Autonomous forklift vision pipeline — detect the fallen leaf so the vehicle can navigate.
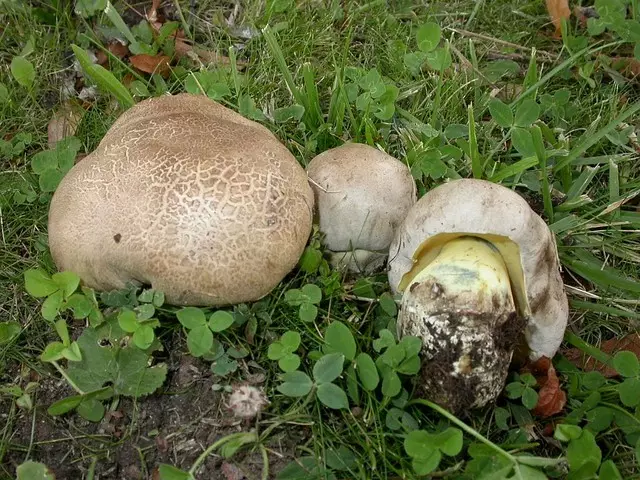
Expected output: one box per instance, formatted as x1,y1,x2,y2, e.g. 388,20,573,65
155,435,169,453
174,38,242,67
47,101,85,148
533,363,566,417
522,356,567,418
221,462,244,480
108,41,129,59
129,54,171,76
146,0,162,25
563,333,640,377
546,0,571,37
610,57,640,79
541,419,560,437
574,6,597,28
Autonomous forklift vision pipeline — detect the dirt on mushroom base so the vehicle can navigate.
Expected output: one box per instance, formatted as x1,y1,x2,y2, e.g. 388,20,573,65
1,350,304,479
413,309,528,414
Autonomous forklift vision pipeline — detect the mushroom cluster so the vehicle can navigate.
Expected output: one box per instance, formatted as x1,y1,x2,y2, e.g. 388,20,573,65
48,93,313,306
48,91,568,412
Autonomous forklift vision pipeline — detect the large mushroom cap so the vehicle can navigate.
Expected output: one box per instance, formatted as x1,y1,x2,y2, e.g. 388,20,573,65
388,178,568,410
307,143,416,273
48,93,314,306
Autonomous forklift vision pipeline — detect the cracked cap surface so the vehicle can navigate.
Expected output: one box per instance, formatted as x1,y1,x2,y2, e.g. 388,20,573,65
48,93,314,306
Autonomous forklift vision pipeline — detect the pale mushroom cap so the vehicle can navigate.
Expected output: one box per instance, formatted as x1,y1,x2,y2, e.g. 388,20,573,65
388,178,568,359
307,142,416,272
48,93,313,306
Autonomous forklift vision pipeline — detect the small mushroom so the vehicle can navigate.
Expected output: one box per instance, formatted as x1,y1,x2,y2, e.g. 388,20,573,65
48,93,313,306
307,143,416,273
388,178,568,411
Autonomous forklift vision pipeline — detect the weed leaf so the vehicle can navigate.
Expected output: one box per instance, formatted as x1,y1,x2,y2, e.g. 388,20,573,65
416,23,441,52
277,371,313,397
10,56,35,88
324,321,356,361
16,461,55,480
24,269,57,298
187,325,213,357
355,353,379,391
209,311,234,332
157,464,194,480
313,353,345,384
177,307,206,329
489,98,513,128
316,382,349,409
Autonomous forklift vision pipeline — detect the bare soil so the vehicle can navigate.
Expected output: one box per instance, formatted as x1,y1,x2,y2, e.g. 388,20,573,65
1,350,306,479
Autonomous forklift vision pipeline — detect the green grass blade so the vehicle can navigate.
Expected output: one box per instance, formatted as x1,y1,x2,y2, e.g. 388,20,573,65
511,41,624,107
570,300,640,320
531,125,553,222
262,26,306,108
565,166,600,199
104,1,136,45
468,104,481,178
489,157,538,183
562,252,640,294
555,100,640,172
70,44,134,109
302,63,323,131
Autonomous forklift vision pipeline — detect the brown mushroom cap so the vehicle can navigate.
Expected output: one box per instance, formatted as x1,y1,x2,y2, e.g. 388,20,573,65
48,93,313,306
307,143,416,273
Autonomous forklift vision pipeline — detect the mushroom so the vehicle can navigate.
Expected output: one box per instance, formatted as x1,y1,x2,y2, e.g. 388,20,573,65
388,178,568,411
48,93,314,306
307,143,416,273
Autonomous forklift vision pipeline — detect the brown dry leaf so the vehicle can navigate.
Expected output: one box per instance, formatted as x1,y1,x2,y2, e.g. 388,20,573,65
221,462,244,480
610,57,640,79
155,435,169,453
129,54,171,76
174,38,243,68
533,363,566,417
574,6,597,28
546,0,571,37
47,101,85,149
108,41,129,59
563,333,640,377
522,356,567,418
96,42,129,67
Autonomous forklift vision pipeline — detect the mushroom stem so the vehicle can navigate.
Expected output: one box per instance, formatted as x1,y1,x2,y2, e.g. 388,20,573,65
398,236,524,410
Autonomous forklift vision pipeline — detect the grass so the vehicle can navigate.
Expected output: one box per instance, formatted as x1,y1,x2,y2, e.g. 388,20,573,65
1,0,640,478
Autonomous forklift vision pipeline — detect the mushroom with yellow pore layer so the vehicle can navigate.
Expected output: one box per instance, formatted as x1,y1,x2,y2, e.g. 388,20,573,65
388,179,568,411
48,93,314,306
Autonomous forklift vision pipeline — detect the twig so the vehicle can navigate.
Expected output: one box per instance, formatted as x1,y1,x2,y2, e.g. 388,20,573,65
449,43,498,89
485,51,534,63
447,27,555,61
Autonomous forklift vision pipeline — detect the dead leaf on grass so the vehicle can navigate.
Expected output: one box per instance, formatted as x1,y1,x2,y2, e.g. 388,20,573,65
574,6,598,28
610,57,640,79
546,0,571,37
221,462,244,480
97,41,130,66
129,54,171,76
563,333,640,377
522,356,567,418
47,101,85,149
